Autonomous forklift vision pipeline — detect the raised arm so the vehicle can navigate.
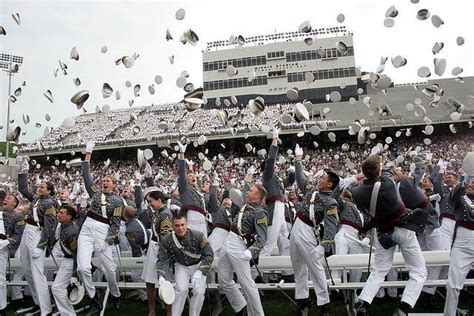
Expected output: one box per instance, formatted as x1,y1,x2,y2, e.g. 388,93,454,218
262,145,278,182
209,183,220,213
177,141,188,194
294,144,308,193
17,156,35,202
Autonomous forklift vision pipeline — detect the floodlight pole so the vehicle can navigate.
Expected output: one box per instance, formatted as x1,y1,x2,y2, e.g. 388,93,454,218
5,58,13,159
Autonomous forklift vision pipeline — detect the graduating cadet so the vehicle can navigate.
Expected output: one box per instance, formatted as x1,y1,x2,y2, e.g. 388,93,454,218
51,205,79,315
157,214,214,316
77,142,122,310
18,156,57,315
291,144,339,316
218,184,268,316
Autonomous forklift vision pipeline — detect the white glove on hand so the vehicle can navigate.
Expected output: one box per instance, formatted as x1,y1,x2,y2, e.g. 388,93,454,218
310,245,325,259
134,171,143,182
429,193,441,203
177,141,187,153
85,141,95,154
186,159,195,169
287,166,295,173
0,240,9,250
295,144,304,158
158,276,166,286
241,249,252,261
144,162,153,178
212,178,220,186
360,237,371,249
18,156,30,174
32,247,44,259
247,165,256,175
314,169,325,179
191,270,203,289
272,125,281,139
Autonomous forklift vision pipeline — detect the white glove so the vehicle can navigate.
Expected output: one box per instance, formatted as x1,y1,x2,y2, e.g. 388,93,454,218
314,169,325,179
191,270,203,289
85,141,95,154
212,178,220,186
287,166,295,173
96,241,108,253
177,141,187,153
241,249,252,261
18,156,30,174
32,247,44,259
186,159,194,169
360,237,371,249
134,171,143,182
295,144,303,158
35,175,42,186
144,162,153,178
272,125,281,139
0,240,9,250
247,165,256,175
310,245,325,259
158,276,166,286
429,193,441,203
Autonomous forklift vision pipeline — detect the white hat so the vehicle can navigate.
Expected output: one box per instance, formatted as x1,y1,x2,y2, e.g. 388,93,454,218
229,188,244,208
159,280,175,305
137,149,146,168
71,90,89,109
67,282,85,305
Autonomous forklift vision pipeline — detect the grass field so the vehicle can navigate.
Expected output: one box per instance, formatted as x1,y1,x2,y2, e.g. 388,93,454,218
6,288,473,315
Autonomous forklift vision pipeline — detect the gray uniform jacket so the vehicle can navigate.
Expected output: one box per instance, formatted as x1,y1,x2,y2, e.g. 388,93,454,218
449,176,474,228
0,208,25,257
134,183,152,229
230,202,268,259
151,205,173,242
209,185,231,230
431,165,455,221
332,175,366,233
157,229,214,276
262,145,294,225
125,218,148,257
295,160,339,248
82,161,123,243
18,173,57,250
177,160,207,214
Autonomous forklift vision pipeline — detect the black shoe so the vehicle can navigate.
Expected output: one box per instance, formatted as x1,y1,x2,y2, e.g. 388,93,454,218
0,308,6,316
295,298,310,315
91,291,103,311
111,295,121,310
235,305,247,316
320,303,330,316
254,276,264,284
354,300,369,316
10,298,23,310
416,291,434,307
392,308,407,316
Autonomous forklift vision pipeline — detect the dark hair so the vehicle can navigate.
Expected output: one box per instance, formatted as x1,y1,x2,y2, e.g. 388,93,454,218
172,213,187,222
446,172,458,179
0,190,6,201
45,181,56,196
326,171,340,191
362,155,382,181
61,204,77,220
147,190,167,202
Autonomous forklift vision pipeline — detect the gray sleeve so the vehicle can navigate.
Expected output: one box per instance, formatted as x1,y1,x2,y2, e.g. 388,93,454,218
249,209,268,258
431,165,444,195
262,145,278,182
197,235,214,276
134,184,144,211
209,185,219,213
9,214,25,252
82,161,96,197
156,243,172,277
18,173,35,202
177,159,187,194
126,229,143,257
38,201,57,249
295,160,308,194
322,200,339,251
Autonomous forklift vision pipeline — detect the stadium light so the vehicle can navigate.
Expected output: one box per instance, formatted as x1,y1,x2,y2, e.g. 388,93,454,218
1,53,24,159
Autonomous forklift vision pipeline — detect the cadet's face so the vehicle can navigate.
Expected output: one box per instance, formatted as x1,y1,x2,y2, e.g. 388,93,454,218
202,181,210,192
147,197,163,209
246,186,260,203
4,195,17,210
57,208,71,224
187,173,197,186
37,183,50,196
444,174,458,187
173,218,187,236
422,178,433,190
121,186,131,197
60,190,69,199
466,178,474,195
102,177,116,192
222,198,232,208
317,175,329,191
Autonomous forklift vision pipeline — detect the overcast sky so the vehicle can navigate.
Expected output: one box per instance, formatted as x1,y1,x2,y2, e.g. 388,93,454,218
1,0,472,143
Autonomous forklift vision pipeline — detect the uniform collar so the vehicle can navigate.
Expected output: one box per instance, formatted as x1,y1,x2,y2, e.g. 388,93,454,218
60,221,73,228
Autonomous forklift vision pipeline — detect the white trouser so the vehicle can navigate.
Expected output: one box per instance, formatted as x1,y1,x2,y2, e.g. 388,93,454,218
187,210,207,237
438,217,456,250
11,247,24,301
260,201,285,256
289,218,329,306
52,258,76,315
20,224,51,315
173,263,206,316
358,226,427,307
277,222,292,276
0,247,7,310
333,224,363,283
208,227,229,261
142,236,159,285
131,255,147,300
76,217,120,298
419,228,444,295
20,224,52,314
119,221,131,252
218,232,264,315
444,226,474,316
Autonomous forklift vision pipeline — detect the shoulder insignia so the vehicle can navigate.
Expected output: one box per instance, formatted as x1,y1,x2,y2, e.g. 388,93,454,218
70,238,77,251
327,207,338,216
126,233,135,242
113,207,122,217
45,207,56,216
306,184,313,189
256,214,268,226
17,220,25,226
200,236,208,249
160,217,172,235
91,185,99,193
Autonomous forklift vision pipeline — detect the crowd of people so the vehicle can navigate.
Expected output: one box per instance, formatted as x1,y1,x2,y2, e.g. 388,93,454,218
0,128,473,316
